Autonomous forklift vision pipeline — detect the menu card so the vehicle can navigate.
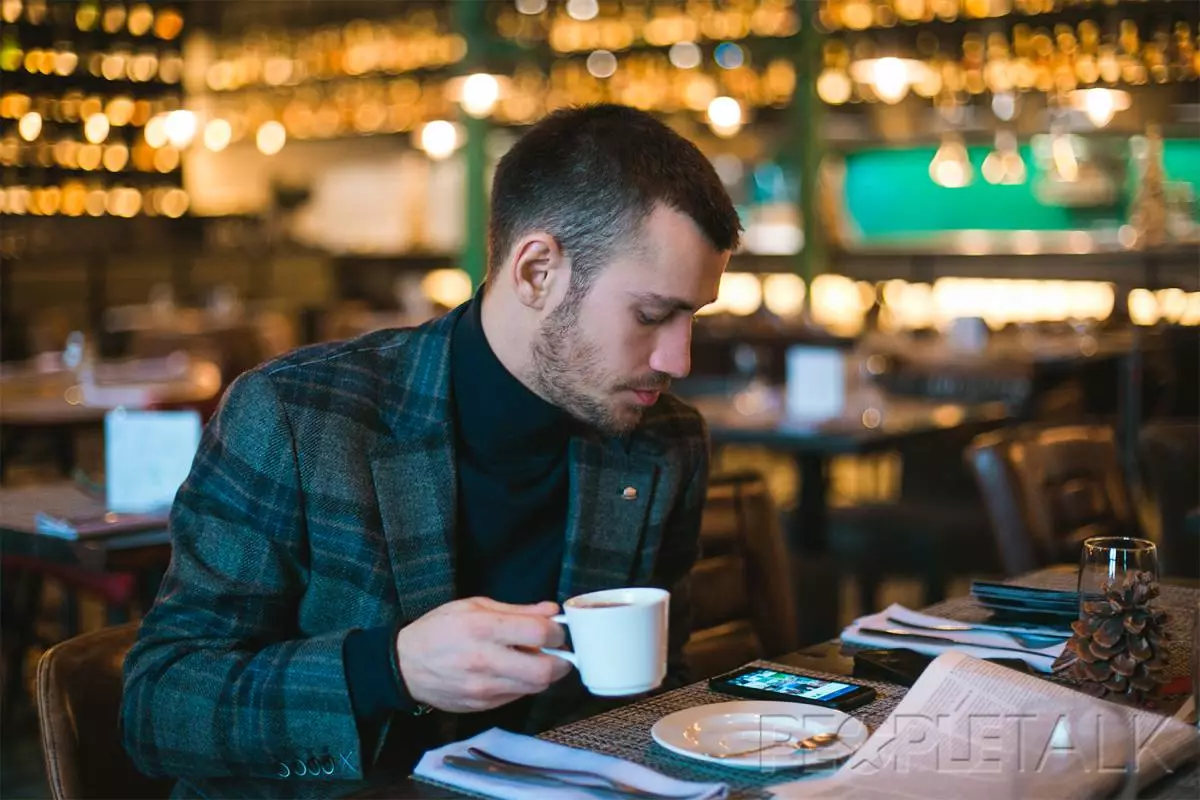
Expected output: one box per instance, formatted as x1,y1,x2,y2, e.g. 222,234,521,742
105,409,202,513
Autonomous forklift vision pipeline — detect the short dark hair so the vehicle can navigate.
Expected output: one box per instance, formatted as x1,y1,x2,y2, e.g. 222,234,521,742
486,104,741,295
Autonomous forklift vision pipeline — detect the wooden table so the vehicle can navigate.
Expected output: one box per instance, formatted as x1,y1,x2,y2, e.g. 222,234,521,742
0,356,222,480
340,566,1197,800
0,482,172,610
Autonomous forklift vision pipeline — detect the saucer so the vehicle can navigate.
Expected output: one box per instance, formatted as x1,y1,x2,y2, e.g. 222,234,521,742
650,701,869,771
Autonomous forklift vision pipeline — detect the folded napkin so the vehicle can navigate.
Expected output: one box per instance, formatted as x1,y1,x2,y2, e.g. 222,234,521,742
414,727,728,800
842,603,1067,673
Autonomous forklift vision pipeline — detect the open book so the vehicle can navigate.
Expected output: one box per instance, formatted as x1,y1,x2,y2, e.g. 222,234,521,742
774,652,1199,799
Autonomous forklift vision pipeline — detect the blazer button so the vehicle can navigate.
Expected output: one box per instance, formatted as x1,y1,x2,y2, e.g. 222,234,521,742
622,486,638,500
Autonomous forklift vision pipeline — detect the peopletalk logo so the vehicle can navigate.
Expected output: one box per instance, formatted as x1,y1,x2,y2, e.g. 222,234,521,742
752,708,1180,778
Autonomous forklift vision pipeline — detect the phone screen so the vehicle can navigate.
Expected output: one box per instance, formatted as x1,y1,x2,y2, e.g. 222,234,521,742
725,668,862,702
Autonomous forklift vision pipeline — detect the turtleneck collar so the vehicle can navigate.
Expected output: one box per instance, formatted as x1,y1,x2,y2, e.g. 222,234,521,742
450,289,575,463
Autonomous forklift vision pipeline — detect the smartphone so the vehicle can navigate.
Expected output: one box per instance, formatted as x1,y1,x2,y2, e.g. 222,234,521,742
708,666,877,711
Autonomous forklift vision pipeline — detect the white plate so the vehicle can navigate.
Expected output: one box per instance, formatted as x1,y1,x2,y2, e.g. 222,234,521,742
650,701,869,771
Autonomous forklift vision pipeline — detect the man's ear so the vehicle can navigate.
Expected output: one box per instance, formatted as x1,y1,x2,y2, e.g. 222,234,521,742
508,233,566,311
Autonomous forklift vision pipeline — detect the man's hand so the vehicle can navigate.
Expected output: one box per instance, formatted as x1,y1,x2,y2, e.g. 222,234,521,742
394,597,573,713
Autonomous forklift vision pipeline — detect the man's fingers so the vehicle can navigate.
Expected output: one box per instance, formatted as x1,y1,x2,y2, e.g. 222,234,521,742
484,612,563,648
483,646,574,693
472,598,561,617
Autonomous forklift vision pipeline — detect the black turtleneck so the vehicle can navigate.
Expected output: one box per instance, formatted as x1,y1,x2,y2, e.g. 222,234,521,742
341,293,574,751
451,291,572,605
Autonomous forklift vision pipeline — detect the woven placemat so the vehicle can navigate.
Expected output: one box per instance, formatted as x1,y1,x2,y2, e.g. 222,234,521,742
539,660,909,799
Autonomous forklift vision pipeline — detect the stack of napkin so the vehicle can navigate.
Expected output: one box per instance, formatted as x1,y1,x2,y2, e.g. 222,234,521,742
414,727,729,800
841,603,1068,673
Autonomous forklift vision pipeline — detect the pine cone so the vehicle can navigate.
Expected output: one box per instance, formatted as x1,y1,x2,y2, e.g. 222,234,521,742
1055,570,1170,703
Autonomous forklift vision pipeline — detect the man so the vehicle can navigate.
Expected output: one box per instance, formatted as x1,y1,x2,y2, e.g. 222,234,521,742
121,104,740,797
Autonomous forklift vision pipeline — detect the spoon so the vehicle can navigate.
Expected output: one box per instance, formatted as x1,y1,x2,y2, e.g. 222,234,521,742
708,731,841,759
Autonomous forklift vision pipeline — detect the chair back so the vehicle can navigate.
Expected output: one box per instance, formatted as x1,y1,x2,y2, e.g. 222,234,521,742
1139,420,1200,579
684,471,798,678
36,623,172,800
966,424,1137,575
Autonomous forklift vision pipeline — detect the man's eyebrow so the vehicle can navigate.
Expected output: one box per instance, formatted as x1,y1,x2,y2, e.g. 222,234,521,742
628,291,710,312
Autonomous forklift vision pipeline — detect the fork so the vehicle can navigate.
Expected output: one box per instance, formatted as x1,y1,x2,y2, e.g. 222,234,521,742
462,747,700,800
883,617,1066,649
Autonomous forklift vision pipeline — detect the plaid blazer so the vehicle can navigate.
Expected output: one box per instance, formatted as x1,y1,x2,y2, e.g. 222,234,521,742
120,303,710,795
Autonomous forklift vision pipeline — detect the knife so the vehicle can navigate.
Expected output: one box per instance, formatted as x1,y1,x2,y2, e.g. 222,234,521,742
441,755,694,800
857,628,1060,656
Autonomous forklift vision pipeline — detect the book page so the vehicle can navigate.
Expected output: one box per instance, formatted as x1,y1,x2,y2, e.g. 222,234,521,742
774,652,1199,799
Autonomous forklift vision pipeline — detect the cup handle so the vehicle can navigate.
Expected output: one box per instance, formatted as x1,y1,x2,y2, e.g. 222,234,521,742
540,614,577,666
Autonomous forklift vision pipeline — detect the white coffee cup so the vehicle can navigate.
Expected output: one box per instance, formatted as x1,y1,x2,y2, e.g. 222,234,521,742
541,587,669,696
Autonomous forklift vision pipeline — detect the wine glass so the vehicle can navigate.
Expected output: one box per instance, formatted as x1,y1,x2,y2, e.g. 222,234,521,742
1078,537,1159,608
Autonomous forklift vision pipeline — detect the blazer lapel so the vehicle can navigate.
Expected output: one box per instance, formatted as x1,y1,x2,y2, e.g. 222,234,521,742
557,436,663,602
370,424,458,624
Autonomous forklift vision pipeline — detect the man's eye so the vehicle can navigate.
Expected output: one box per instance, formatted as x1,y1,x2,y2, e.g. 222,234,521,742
636,311,665,326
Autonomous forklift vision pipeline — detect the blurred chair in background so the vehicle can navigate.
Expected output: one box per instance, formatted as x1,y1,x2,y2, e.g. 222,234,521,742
1,557,138,728
965,424,1138,576
1138,420,1200,579
685,471,798,677
36,622,172,800
826,427,1002,614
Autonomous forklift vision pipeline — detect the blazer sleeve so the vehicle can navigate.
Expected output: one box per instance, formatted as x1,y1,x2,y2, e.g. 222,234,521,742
120,369,368,782
655,415,711,691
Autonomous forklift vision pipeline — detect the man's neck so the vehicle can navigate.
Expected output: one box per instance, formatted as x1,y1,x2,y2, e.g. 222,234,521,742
478,287,549,405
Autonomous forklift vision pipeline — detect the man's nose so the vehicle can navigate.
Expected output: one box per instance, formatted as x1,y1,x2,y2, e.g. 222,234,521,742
648,322,692,379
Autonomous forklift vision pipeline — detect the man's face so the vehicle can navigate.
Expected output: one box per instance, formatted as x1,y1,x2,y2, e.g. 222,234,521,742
530,205,730,435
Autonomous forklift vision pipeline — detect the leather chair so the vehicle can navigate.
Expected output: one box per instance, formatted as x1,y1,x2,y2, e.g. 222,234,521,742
36,623,172,800
1138,420,1200,579
684,471,798,679
965,424,1138,575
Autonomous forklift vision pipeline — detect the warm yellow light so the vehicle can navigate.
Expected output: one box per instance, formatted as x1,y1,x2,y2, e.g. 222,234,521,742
84,113,110,144
811,274,865,334
929,135,973,188
160,188,189,218
102,143,129,171
418,120,458,160
255,121,286,155
851,57,925,104
1180,293,1200,326
18,111,41,141
816,69,853,105
460,73,499,118
420,269,473,308
981,131,1026,185
77,144,102,171
1070,87,1131,128
85,189,107,217
762,274,806,317
106,96,134,126
718,272,763,316
127,4,154,36
61,182,87,217
707,96,742,137
153,146,180,172
144,114,168,148
204,118,232,152
54,49,79,76
1157,288,1187,323
566,0,599,22
164,109,196,148
1128,288,1159,326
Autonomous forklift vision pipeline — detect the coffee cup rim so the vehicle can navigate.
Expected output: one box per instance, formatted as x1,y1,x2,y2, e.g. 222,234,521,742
564,587,669,609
